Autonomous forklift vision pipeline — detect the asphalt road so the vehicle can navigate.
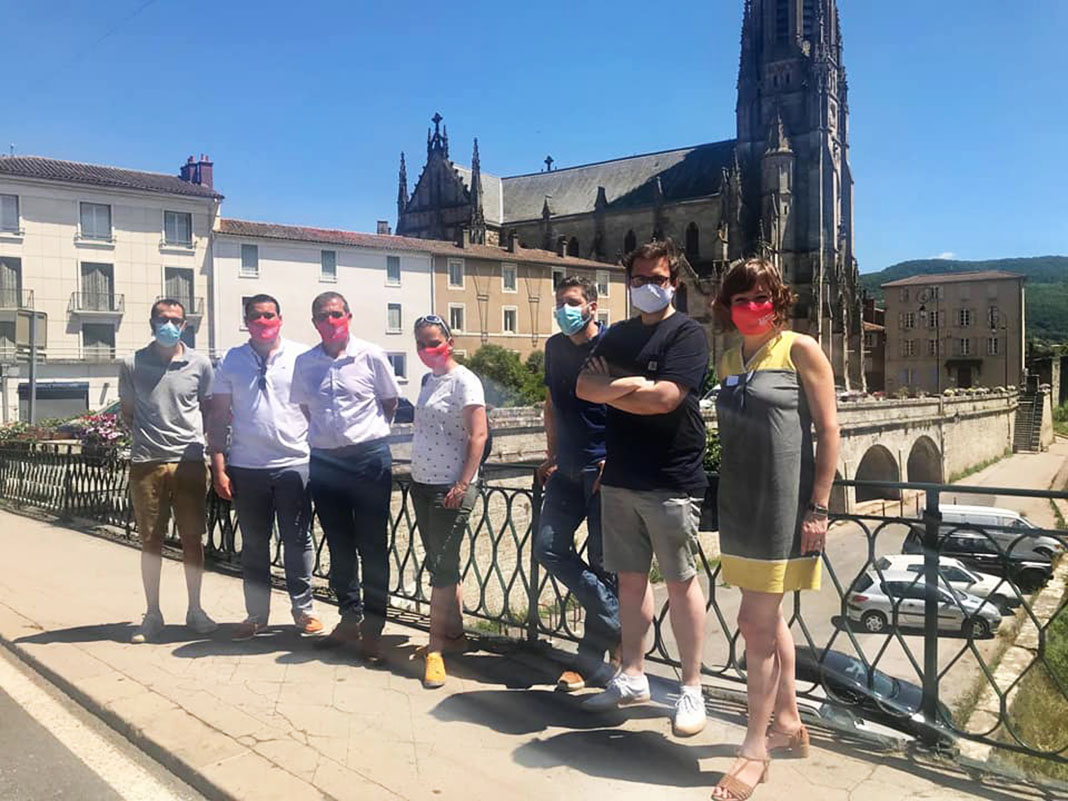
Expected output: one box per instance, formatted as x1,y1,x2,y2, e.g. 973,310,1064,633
0,647,204,801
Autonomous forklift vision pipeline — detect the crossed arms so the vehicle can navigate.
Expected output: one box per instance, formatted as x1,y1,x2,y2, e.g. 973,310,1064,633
576,356,688,416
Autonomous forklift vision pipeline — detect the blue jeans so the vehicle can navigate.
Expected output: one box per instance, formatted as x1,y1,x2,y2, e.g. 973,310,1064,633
229,464,314,624
534,465,620,670
309,441,392,635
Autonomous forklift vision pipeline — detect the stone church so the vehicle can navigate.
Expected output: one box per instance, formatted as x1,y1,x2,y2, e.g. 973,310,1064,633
395,0,864,387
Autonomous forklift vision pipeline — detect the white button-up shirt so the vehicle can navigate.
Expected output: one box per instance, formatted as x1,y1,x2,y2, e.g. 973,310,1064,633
290,335,400,450
211,339,311,469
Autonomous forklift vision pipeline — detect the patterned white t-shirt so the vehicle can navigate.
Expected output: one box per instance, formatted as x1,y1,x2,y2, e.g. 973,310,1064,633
412,365,486,485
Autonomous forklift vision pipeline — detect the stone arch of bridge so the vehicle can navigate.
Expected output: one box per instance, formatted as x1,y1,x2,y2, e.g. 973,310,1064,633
907,435,943,484
854,444,901,502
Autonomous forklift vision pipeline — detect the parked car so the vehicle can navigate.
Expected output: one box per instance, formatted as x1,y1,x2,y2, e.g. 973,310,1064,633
846,570,1001,638
936,504,1065,559
740,646,954,745
902,529,1054,591
871,555,1017,614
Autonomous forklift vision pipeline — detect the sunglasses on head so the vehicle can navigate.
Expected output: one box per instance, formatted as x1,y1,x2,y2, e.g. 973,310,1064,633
414,314,452,339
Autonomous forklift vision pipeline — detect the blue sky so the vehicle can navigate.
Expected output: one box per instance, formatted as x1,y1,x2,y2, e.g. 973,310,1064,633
6,0,1066,272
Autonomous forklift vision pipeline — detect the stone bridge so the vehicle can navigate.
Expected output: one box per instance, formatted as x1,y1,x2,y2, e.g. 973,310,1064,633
390,391,1019,514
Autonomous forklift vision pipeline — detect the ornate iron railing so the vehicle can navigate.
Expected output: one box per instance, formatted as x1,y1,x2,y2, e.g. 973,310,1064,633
0,443,1065,777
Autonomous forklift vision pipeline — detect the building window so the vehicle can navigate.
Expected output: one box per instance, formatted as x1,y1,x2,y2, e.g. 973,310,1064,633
80,202,112,240
163,267,194,311
163,211,192,246
988,337,999,356
552,268,564,289
902,339,916,358
685,222,699,257
597,311,610,326
501,262,517,292
240,244,259,277
387,353,407,381
448,258,464,288
567,237,579,257
386,255,401,285
864,332,877,349
0,257,22,308
988,306,999,328
958,308,973,327
80,262,114,311
0,194,19,232
899,288,910,303
927,339,937,356
448,304,465,333
82,323,115,361
321,250,337,282
240,296,253,330
959,338,972,356
902,311,915,330
926,310,942,329
502,306,517,334
596,270,610,297
624,230,637,253
387,303,402,333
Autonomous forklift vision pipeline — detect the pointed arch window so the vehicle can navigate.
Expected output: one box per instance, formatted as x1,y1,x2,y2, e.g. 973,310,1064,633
624,230,637,253
802,0,815,39
567,237,579,257
685,223,700,257
776,0,790,43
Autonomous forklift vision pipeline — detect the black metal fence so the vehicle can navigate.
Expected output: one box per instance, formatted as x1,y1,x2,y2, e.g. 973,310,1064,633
1,443,1066,775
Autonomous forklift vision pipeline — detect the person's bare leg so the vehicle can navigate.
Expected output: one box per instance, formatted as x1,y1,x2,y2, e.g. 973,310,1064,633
141,549,163,614
428,584,462,652
617,571,653,676
183,539,205,612
767,613,803,748
712,590,783,799
665,576,706,686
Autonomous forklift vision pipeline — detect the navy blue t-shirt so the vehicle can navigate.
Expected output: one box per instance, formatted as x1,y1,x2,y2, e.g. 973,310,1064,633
543,325,607,471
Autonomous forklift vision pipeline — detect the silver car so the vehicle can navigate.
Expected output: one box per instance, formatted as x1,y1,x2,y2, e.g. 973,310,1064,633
846,570,1002,638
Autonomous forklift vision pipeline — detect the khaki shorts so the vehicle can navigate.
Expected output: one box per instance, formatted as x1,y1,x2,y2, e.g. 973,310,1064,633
128,461,208,555
600,485,700,582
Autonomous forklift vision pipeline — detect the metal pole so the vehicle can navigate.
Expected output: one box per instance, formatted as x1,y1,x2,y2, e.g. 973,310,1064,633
527,468,543,643
28,305,37,425
921,488,942,745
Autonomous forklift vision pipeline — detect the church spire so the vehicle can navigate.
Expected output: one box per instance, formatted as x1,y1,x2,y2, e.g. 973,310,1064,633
397,152,409,220
470,138,485,245
428,112,448,158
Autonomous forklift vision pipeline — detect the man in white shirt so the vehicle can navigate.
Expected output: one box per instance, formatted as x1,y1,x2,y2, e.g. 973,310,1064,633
291,291,400,661
208,294,323,640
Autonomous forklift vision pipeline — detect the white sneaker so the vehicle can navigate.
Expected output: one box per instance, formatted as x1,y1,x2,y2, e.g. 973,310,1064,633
582,673,651,711
673,686,707,737
185,608,219,635
131,611,164,644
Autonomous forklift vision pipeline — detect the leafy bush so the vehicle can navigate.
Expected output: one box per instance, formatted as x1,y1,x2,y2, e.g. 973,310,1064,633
704,427,722,472
464,345,545,407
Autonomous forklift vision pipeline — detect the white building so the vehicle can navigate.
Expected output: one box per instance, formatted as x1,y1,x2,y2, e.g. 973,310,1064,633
0,155,220,422
213,219,435,401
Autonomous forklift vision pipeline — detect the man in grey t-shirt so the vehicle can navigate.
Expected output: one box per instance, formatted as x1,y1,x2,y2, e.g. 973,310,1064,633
119,298,217,644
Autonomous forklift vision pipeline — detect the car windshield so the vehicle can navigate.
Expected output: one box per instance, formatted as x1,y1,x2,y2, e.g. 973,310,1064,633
838,660,897,698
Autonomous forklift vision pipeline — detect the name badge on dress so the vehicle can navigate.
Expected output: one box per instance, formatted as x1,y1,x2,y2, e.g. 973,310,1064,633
725,375,740,387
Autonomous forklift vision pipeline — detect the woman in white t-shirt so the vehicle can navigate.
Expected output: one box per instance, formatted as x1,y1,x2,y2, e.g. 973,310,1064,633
410,314,488,689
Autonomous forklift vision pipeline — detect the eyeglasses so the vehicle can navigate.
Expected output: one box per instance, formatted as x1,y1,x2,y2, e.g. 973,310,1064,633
414,314,452,339
628,274,671,289
312,310,347,322
254,353,268,393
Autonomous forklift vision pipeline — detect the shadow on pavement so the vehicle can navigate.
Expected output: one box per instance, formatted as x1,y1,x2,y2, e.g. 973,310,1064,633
15,622,223,647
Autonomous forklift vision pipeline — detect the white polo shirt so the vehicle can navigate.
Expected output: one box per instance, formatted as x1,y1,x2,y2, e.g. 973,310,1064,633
211,339,311,469
290,335,400,450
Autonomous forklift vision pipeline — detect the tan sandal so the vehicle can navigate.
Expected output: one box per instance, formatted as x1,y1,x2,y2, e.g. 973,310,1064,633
766,723,810,758
711,756,769,800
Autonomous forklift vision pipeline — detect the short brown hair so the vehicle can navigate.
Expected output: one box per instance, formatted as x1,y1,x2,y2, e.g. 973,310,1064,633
622,237,682,282
712,258,796,330
311,291,350,316
555,275,597,303
151,298,185,321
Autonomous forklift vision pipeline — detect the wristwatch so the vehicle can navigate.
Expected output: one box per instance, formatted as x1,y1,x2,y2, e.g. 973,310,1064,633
806,501,829,518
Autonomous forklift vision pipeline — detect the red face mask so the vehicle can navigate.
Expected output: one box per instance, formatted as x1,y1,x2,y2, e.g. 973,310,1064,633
315,315,350,344
248,318,281,342
731,301,776,336
418,341,452,370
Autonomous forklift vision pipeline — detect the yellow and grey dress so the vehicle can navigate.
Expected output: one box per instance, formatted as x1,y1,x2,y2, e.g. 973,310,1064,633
715,330,820,592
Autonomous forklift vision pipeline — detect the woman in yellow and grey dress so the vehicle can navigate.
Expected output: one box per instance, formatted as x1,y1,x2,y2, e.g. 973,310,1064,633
709,258,840,801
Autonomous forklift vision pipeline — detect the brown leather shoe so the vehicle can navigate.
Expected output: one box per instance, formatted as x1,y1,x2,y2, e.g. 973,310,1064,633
766,723,810,758
556,670,586,692
318,618,361,650
294,613,325,637
360,630,384,664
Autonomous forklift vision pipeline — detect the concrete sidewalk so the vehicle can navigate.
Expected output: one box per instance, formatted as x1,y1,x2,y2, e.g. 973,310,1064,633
0,509,1053,801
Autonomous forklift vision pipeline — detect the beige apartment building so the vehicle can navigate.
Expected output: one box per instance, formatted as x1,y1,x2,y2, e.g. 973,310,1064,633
882,271,1025,394
431,232,628,359
0,155,220,421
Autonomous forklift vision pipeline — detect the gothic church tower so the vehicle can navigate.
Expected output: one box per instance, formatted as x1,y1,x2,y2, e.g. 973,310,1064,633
733,0,863,386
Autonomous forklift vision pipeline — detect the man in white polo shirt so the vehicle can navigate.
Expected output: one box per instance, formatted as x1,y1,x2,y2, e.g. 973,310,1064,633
291,291,400,661
208,294,323,640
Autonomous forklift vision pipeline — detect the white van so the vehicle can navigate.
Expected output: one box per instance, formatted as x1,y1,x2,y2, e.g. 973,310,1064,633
936,504,1064,559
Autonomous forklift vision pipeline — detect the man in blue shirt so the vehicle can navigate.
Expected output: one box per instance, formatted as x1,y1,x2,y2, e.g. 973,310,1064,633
534,276,620,690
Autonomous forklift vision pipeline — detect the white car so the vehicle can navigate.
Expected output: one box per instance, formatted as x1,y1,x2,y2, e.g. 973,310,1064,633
935,504,1065,559
871,555,1016,614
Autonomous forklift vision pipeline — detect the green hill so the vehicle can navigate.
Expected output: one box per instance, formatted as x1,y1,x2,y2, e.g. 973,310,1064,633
860,256,1068,343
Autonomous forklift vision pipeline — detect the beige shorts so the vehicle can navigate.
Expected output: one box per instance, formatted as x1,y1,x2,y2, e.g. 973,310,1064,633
600,485,700,582
128,460,208,555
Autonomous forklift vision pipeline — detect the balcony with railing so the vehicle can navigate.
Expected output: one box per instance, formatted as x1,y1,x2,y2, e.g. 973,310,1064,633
68,292,124,316
0,288,33,311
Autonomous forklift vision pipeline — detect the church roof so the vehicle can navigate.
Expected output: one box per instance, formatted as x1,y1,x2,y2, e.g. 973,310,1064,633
498,139,737,222
0,155,223,199
454,166,503,225
218,218,618,271
881,270,1026,288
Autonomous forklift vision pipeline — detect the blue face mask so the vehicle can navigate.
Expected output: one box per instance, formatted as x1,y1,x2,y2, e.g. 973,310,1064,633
153,320,182,347
555,303,590,336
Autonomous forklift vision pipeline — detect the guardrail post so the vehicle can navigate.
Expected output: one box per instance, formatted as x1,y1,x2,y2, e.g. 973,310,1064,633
60,445,73,519
527,469,543,644
921,487,942,745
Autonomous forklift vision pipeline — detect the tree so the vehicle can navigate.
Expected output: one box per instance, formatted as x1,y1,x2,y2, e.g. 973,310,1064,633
464,345,545,407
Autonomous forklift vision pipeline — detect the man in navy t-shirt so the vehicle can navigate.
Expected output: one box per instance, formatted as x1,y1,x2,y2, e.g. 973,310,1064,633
534,275,621,691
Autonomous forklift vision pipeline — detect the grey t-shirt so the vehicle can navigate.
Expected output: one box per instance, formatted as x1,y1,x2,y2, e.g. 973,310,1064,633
119,344,213,463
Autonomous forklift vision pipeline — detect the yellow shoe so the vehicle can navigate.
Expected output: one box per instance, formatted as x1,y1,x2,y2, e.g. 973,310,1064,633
424,651,446,689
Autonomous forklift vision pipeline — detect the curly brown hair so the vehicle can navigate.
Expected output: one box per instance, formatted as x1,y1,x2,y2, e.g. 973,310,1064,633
712,258,797,331
622,238,682,282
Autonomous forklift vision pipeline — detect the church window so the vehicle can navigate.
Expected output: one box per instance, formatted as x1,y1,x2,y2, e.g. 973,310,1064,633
567,237,579,257
803,0,815,39
685,223,700,257
624,230,637,253
776,0,790,43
